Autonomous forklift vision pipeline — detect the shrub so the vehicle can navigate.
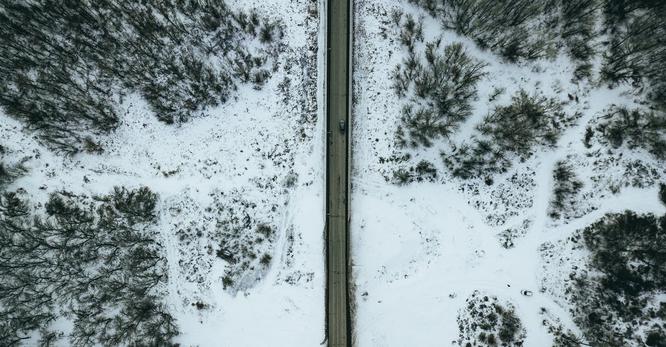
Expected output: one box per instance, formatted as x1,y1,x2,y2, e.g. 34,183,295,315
391,160,438,185
213,192,278,291
392,168,412,185
445,90,575,178
596,106,666,159
646,330,666,347
583,127,594,148
260,253,272,266
415,160,438,181
394,41,487,148
548,161,584,219
0,147,26,189
478,91,570,154
457,291,526,346
397,14,424,52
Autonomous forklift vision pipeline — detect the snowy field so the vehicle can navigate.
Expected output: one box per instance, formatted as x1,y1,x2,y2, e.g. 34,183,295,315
351,1,666,346
1,0,664,345
0,0,325,345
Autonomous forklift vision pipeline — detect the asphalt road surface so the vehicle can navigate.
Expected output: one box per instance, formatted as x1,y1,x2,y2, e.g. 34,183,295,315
326,0,351,346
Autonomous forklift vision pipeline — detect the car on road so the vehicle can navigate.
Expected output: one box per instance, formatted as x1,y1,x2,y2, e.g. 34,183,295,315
339,120,346,132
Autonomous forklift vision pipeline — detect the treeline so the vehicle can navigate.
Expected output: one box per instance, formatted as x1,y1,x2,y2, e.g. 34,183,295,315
601,0,666,112
408,0,666,83
408,0,598,66
0,153,175,346
408,0,666,120
0,0,283,153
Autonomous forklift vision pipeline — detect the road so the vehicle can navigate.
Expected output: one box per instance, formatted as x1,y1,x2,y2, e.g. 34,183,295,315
326,0,351,346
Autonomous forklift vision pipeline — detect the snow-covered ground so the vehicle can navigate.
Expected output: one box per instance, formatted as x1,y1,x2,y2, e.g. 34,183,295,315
351,1,666,346
0,0,326,345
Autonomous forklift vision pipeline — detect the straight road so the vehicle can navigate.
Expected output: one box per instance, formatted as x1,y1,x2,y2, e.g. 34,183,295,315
326,0,351,346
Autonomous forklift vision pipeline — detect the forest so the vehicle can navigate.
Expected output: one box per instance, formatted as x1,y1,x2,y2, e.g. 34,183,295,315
0,0,282,154
1,144,174,345
389,0,666,345
0,0,288,344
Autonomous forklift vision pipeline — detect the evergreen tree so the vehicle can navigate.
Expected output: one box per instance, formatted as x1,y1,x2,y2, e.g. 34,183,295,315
0,187,176,345
394,39,487,148
0,0,283,153
444,90,576,178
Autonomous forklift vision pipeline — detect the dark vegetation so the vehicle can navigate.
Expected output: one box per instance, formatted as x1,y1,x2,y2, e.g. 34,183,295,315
213,192,278,291
392,160,438,185
0,146,25,188
457,291,526,346
390,1,666,185
444,90,575,179
600,0,666,113
558,0,598,80
497,219,532,249
409,0,665,86
0,180,175,345
408,0,599,68
398,0,666,172
548,161,584,219
660,183,666,205
568,211,666,346
597,106,666,160
392,14,487,148
541,313,587,347
0,0,283,153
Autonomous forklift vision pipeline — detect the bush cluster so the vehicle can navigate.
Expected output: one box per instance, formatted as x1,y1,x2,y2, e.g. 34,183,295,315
0,186,176,346
457,291,526,346
444,90,575,179
596,106,666,160
392,14,487,148
497,219,532,249
548,161,584,219
568,211,666,345
392,160,438,185
0,1,283,153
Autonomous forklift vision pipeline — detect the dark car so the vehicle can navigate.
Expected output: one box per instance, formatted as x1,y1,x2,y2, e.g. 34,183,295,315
339,120,346,132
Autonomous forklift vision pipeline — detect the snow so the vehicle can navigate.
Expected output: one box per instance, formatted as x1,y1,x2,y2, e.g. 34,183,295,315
2,0,665,344
0,0,326,345
351,1,666,346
